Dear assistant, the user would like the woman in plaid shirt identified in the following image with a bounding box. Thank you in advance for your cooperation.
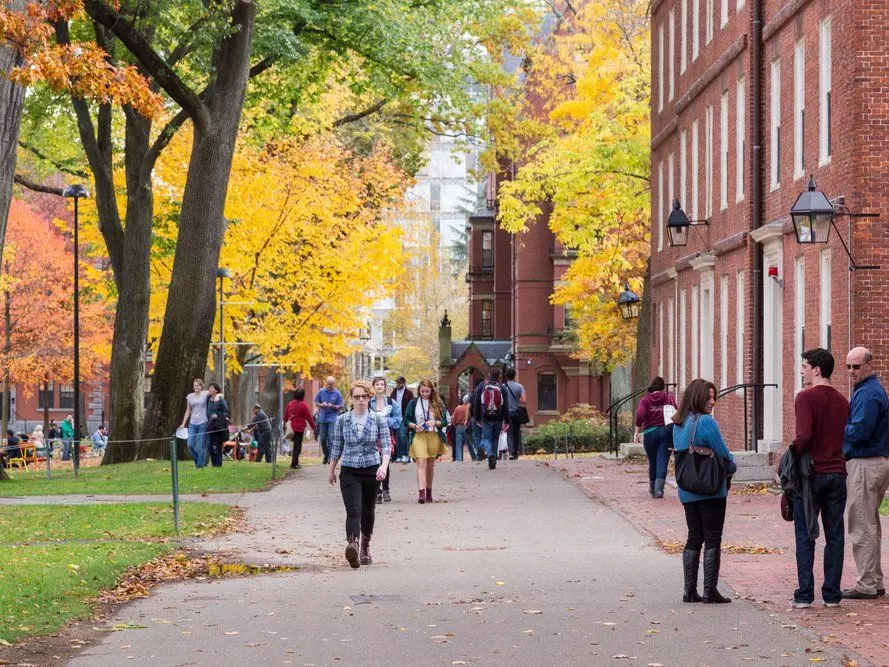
[329,379,391,568]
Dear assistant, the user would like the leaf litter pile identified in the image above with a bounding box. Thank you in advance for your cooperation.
[657,540,784,555]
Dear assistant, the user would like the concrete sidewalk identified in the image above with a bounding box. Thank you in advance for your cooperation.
[55,459,850,666]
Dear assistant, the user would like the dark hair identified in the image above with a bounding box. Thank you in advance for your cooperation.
[802,347,835,379]
[673,379,717,425]
[208,382,222,393]
[488,368,501,381]
[293,388,305,400]
[647,376,666,392]
[5,430,12,436]
[396,376,406,383]
[372,376,387,388]
[505,367,517,380]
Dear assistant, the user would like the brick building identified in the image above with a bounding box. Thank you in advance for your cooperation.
[649,0,888,451]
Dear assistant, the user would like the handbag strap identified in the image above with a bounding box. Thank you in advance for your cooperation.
[689,415,699,448]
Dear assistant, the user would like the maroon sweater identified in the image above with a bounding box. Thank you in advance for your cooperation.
[635,391,677,430]
[792,384,850,475]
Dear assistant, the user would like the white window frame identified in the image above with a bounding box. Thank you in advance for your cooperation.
[668,296,676,384]
[669,9,676,101]
[737,0,745,11]
[705,105,713,218]
[658,301,665,377]
[736,271,745,384]
[794,39,805,179]
[720,0,728,28]
[720,275,728,387]
[770,59,781,191]
[658,160,664,251]
[736,76,746,202]
[700,276,714,382]
[692,0,700,61]
[681,0,688,73]
[691,119,699,222]
[819,16,832,165]
[820,249,832,349]
[706,0,714,45]
[680,289,688,389]
[720,91,729,210]
[692,284,700,379]
[680,130,687,208]
[795,257,806,393]
[668,151,675,226]
[659,23,665,113]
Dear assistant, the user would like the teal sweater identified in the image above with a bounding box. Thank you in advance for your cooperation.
[672,413,737,503]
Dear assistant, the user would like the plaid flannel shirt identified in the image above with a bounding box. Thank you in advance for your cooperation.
[329,411,390,468]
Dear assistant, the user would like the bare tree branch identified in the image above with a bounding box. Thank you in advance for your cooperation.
[18,141,90,179]
[332,99,388,127]
[13,174,64,196]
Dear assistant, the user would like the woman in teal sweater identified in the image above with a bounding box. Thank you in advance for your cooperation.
[672,379,737,604]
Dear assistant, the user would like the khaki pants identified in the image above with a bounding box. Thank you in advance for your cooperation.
[846,457,889,594]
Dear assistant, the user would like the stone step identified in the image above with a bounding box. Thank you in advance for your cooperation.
[731,466,776,483]
[618,442,645,458]
[732,451,771,467]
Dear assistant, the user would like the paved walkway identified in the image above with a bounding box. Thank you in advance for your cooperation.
[58,460,847,666]
[555,455,889,665]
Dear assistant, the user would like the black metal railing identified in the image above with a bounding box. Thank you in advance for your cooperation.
[606,384,677,455]
[715,383,778,452]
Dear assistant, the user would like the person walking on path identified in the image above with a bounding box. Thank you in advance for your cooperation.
[405,379,449,503]
[60,415,75,461]
[842,346,889,600]
[672,379,737,604]
[370,376,402,503]
[503,367,527,460]
[179,379,210,469]
[451,395,472,462]
[284,388,316,469]
[783,348,850,608]
[390,376,414,463]
[249,404,273,463]
[328,380,391,568]
[206,383,230,468]
[473,369,509,470]
[315,377,344,465]
[634,377,678,498]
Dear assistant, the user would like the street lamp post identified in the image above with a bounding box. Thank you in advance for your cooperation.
[216,268,231,394]
[63,184,89,477]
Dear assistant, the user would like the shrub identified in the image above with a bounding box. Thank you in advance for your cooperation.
[523,417,631,453]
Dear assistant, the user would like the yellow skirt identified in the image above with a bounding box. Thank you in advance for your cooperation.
[410,431,448,459]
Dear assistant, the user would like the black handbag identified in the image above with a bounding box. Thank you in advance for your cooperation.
[506,384,531,425]
[674,416,727,495]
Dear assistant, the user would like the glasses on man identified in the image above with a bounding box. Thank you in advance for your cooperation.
[847,364,864,370]
[351,394,369,400]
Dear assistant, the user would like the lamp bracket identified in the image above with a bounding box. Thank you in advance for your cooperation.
[829,217,881,272]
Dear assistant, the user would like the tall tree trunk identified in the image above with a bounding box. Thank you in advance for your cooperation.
[140,1,256,453]
[0,0,25,266]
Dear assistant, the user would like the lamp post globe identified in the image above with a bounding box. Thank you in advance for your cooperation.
[617,283,641,320]
[790,175,834,244]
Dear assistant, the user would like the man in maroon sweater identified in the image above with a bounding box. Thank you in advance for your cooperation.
[789,348,850,609]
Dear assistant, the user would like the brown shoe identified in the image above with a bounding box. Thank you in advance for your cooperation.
[360,534,373,565]
[425,487,433,503]
[345,536,360,568]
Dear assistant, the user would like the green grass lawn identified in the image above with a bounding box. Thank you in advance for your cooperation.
[880,498,889,516]
[0,502,230,644]
[0,459,294,497]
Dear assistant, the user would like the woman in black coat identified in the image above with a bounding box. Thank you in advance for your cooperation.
[206,382,230,467]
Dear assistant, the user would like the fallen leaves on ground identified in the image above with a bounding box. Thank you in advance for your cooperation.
[656,540,784,555]
[732,482,779,496]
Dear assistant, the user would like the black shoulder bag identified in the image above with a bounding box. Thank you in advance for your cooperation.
[674,416,727,496]
[505,384,530,425]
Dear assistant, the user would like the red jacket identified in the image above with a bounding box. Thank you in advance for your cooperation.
[635,391,677,430]
[284,399,316,433]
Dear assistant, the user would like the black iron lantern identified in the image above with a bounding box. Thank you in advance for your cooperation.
[790,175,834,244]
[617,283,641,320]
[666,199,708,247]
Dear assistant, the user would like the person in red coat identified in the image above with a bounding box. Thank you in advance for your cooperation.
[284,388,317,469]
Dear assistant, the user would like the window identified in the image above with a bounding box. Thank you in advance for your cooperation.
[430,182,441,211]
[720,276,728,387]
[564,304,575,329]
[481,300,493,338]
[705,105,713,217]
[668,152,675,228]
[700,278,714,382]
[60,383,74,410]
[658,23,665,112]
[706,0,713,44]
[736,271,745,384]
[668,296,676,383]
[794,39,805,178]
[38,380,54,410]
[770,59,781,189]
[820,17,832,164]
[691,285,699,378]
[736,76,746,201]
[737,0,745,11]
[692,0,699,61]
[720,91,728,210]
[691,119,699,221]
[658,160,664,251]
[681,0,688,73]
[680,130,687,208]
[481,231,493,267]
[537,374,557,412]
[820,250,832,350]
[721,0,728,28]
[679,289,687,389]
[669,8,676,101]
[658,301,665,377]
[795,257,806,393]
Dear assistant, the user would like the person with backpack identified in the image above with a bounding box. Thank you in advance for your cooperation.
[404,379,448,503]
[635,376,678,498]
[473,368,509,470]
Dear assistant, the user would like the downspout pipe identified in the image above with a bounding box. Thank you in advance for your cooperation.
[751,0,764,452]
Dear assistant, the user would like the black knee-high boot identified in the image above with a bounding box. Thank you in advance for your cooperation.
[701,547,731,603]
[682,549,702,602]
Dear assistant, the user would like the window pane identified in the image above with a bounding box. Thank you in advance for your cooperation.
[59,383,74,410]
[537,374,557,412]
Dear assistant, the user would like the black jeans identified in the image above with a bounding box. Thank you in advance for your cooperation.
[793,472,847,604]
[290,431,304,467]
[684,497,727,551]
[255,429,272,463]
[340,466,378,539]
[208,429,225,467]
[508,416,523,458]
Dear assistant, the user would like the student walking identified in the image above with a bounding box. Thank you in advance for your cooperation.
[842,347,889,600]
[635,377,678,498]
[206,382,230,468]
[179,379,210,468]
[405,379,449,503]
[328,380,391,568]
[315,377,345,465]
[451,395,472,462]
[473,369,509,470]
[249,404,273,463]
[672,379,737,604]
[782,348,850,608]
[390,376,414,463]
[284,388,317,469]
[503,367,527,459]
[370,376,402,503]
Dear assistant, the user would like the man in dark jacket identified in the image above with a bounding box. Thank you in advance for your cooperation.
[842,347,889,599]
[249,404,273,463]
[390,377,414,463]
[473,368,509,470]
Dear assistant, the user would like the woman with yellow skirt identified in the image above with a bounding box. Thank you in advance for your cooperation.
[405,379,449,503]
